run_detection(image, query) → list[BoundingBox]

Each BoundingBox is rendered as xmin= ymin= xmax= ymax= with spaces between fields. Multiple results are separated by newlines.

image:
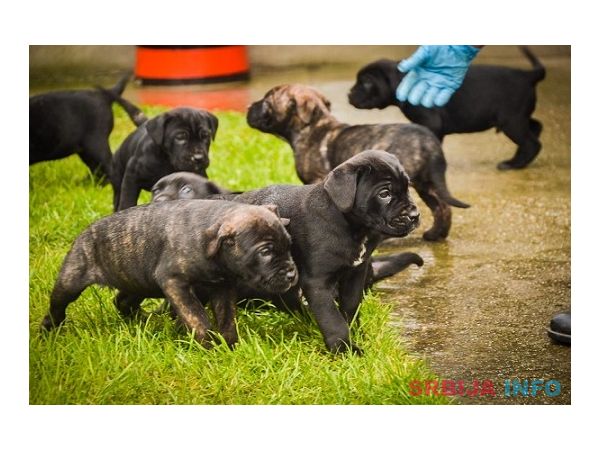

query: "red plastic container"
xmin=135 ymin=45 xmax=250 ymax=85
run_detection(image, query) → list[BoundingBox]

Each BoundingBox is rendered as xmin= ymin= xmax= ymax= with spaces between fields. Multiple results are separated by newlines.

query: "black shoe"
xmin=547 ymin=312 xmax=571 ymax=345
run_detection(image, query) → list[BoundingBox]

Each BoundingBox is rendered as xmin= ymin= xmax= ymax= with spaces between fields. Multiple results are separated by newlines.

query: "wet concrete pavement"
xmin=30 ymin=50 xmax=571 ymax=404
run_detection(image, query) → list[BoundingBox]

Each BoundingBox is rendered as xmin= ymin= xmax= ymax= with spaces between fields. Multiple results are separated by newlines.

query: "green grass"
xmin=29 ymin=105 xmax=448 ymax=405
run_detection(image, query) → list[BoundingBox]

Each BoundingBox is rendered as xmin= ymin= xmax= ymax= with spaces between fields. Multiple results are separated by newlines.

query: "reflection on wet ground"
xmin=30 ymin=52 xmax=570 ymax=404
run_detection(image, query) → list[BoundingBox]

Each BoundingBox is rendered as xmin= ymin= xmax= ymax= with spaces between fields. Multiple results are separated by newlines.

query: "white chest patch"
xmin=352 ymin=237 xmax=369 ymax=267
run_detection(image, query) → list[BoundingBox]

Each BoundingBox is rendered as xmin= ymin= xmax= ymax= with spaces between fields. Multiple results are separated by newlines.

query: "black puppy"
xmin=204 ymin=150 xmax=420 ymax=354
xmin=151 ymin=171 xmax=232 ymax=202
xmin=40 ymin=200 xmax=297 ymax=348
xmin=111 ymin=107 xmax=218 ymax=211
xmin=348 ymin=46 xmax=546 ymax=170
xmin=29 ymin=73 xmax=146 ymax=183
xmin=151 ymin=171 xmax=424 ymax=286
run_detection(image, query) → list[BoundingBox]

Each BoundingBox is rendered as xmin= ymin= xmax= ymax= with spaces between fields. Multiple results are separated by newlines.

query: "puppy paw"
xmin=423 ymin=229 xmax=445 ymax=241
xmin=497 ymin=160 xmax=528 ymax=170
xmin=328 ymin=339 xmax=363 ymax=356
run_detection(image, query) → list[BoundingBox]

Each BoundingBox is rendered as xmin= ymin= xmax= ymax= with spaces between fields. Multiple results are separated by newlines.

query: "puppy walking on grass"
xmin=41 ymin=200 xmax=297 ymax=348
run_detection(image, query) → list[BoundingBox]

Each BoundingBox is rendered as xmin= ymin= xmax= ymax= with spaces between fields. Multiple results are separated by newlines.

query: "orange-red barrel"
xmin=135 ymin=45 xmax=250 ymax=85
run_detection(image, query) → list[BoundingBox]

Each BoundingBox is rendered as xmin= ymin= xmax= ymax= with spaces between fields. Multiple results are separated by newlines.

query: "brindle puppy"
xmin=40 ymin=200 xmax=297 ymax=348
xmin=208 ymin=150 xmax=420 ymax=354
xmin=247 ymin=84 xmax=469 ymax=241
xmin=112 ymin=107 xmax=218 ymax=211
xmin=150 ymin=171 xmax=424 ymax=287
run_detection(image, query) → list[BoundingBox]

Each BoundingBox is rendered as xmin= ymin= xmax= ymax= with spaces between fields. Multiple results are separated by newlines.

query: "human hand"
xmin=396 ymin=45 xmax=480 ymax=108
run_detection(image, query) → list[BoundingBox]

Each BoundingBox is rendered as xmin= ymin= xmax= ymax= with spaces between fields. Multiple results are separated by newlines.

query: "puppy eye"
xmin=378 ymin=188 xmax=391 ymax=199
xmin=180 ymin=185 xmax=192 ymax=194
xmin=363 ymin=80 xmax=373 ymax=90
xmin=175 ymin=132 xmax=189 ymax=142
xmin=258 ymin=245 xmax=273 ymax=257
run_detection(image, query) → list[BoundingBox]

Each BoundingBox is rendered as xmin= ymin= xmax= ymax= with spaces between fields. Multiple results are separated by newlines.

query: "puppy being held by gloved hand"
xmin=112 ymin=107 xmax=218 ymax=211
xmin=40 ymin=200 xmax=297 ymax=349
xmin=348 ymin=46 xmax=545 ymax=170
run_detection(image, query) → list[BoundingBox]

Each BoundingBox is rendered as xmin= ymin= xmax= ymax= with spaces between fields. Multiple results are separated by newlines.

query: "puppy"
xmin=151 ymin=171 xmax=424 ymax=287
xmin=348 ymin=46 xmax=546 ymax=170
xmin=151 ymin=171 xmax=232 ymax=203
xmin=204 ymin=150 xmax=420 ymax=354
xmin=247 ymin=84 xmax=468 ymax=241
xmin=111 ymin=107 xmax=218 ymax=211
xmin=29 ymin=73 xmax=147 ymax=184
xmin=40 ymin=200 xmax=297 ymax=348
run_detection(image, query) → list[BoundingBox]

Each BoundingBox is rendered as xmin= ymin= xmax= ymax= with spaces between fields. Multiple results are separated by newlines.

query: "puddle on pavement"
xmin=30 ymin=52 xmax=571 ymax=404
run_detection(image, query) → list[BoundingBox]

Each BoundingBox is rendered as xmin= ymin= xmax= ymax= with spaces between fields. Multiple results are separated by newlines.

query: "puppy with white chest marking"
xmin=158 ymin=151 xmax=418 ymax=354
xmin=112 ymin=107 xmax=218 ymax=211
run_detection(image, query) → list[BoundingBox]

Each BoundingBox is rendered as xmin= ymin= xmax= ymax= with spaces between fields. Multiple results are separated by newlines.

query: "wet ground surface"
xmin=30 ymin=52 xmax=571 ymax=404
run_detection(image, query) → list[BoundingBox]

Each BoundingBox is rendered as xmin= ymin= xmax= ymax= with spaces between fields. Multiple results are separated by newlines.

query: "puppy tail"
xmin=108 ymin=71 xmax=132 ymax=96
xmin=519 ymin=46 xmax=546 ymax=84
xmin=370 ymin=252 xmax=424 ymax=284
xmin=97 ymin=84 xmax=148 ymax=127
xmin=429 ymin=160 xmax=471 ymax=209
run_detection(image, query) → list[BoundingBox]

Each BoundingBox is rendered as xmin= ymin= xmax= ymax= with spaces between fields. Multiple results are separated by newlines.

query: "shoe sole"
xmin=547 ymin=328 xmax=571 ymax=345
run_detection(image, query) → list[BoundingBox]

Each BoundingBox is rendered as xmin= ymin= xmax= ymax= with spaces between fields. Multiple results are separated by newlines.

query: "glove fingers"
xmin=396 ymin=70 xmax=419 ymax=102
xmin=421 ymin=86 xmax=440 ymax=108
xmin=434 ymin=88 xmax=455 ymax=107
xmin=398 ymin=46 xmax=429 ymax=73
xmin=407 ymin=80 xmax=429 ymax=106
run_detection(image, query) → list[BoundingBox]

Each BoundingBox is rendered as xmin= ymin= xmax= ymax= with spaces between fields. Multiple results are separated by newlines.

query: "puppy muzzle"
xmin=389 ymin=206 xmax=420 ymax=236
xmin=262 ymin=262 xmax=299 ymax=293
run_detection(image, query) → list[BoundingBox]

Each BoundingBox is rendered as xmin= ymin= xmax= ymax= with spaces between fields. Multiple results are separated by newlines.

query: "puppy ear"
xmin=203 ymin=112 xmax=219 ymax=141
xmin=297 ymin=96 xmax=329 ymax=124
xmin=324 ymin=164 xmax=359 ymax=213
xmin=145 ymin=114 xmax=168 ymax=146
xmin=205 ymin=180 xmax=225 ymax=195
xmin=262 ymin=204 xmax=281 ymax=217
xmin=205 ymin=222 xmax=235 ymax=258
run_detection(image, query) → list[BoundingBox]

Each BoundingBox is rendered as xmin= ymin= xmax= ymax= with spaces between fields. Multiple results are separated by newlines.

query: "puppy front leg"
xmin=210 ymin=287 xmax=238 ymax=348
xmin=302 ymin=278 xmax=362 ymax=354
xmin=160 ymin=277 xmax=213 ymax=347
xmin=116 ymin=166 xmax=142 ymax=211
xmin=338 ymin=262 xmax=370 ymax=325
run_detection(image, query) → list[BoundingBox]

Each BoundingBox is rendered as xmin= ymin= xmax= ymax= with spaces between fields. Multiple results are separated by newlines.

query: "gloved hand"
xmin=396 ymin=45 xmax=480 ymax=108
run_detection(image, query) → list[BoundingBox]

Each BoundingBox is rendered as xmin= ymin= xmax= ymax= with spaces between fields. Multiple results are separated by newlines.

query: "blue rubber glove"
xmin=396 ymin=45 xmax=480 ymax=108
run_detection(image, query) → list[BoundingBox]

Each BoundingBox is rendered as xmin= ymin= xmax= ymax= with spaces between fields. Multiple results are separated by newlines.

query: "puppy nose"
xmin=406 ymin=205 xmax=420 ymax=221
xmin=153 ymin=195 xmax=167 ymax=202
xmin=285 ymin=268 xmax=297 ymax=282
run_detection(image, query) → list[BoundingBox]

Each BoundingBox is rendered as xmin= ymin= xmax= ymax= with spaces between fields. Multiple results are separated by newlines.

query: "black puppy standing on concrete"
xmin=348 ymin=46 xmax=546 ymax=170
xmin=247 ymin=84 xmax=468 ymax=241
xmin=151 ymin=171 xmax=424 ymax=288
xmin=111 ymin=107 xmax=218 ymax=211
xmin=148 ymin=151 xmax=420 ymax=354
xmin=40 ymin=200 xmax=297 ymax=348
xmin=29 ymin=73 xmax=146 ymax=184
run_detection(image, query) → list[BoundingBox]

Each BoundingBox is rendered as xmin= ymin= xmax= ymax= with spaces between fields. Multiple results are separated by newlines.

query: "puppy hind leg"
xmin=498 ymin=119 xmax=542 ymax=170
xmin=414 ymin=185 xmax=451 ymax=241
xmin=41 ymin=258 xmax=93 ymax=330
xmin=78 ymin=143 xmax=113 ymax=186
xmin=114 ymin=291 xmax=144 ymax=318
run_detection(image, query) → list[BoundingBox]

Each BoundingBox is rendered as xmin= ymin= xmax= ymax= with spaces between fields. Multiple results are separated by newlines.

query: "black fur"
xmin=348 ymin=46 xmax=545 ymax=170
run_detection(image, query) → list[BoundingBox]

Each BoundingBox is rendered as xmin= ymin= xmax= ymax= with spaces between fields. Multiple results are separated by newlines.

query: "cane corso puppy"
xmin=194 ymin=151 xmax=419 ymax=354
xmin=112 ymin=107 xmax=218 ymax=211
xmin=151 ymin=171 xmax=232 ymax=202
xmin=151 ymin=171 xmax=424 ymax=287
xmin=40 ymin=200 xmax=297 ymax=348
xmin=247 ymin=84 xmax=468 ymax=241
xmin=29 ymin=73 xmax=147 ymax=184
xmin=348 ymin=46 xmax=546 ymax=170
